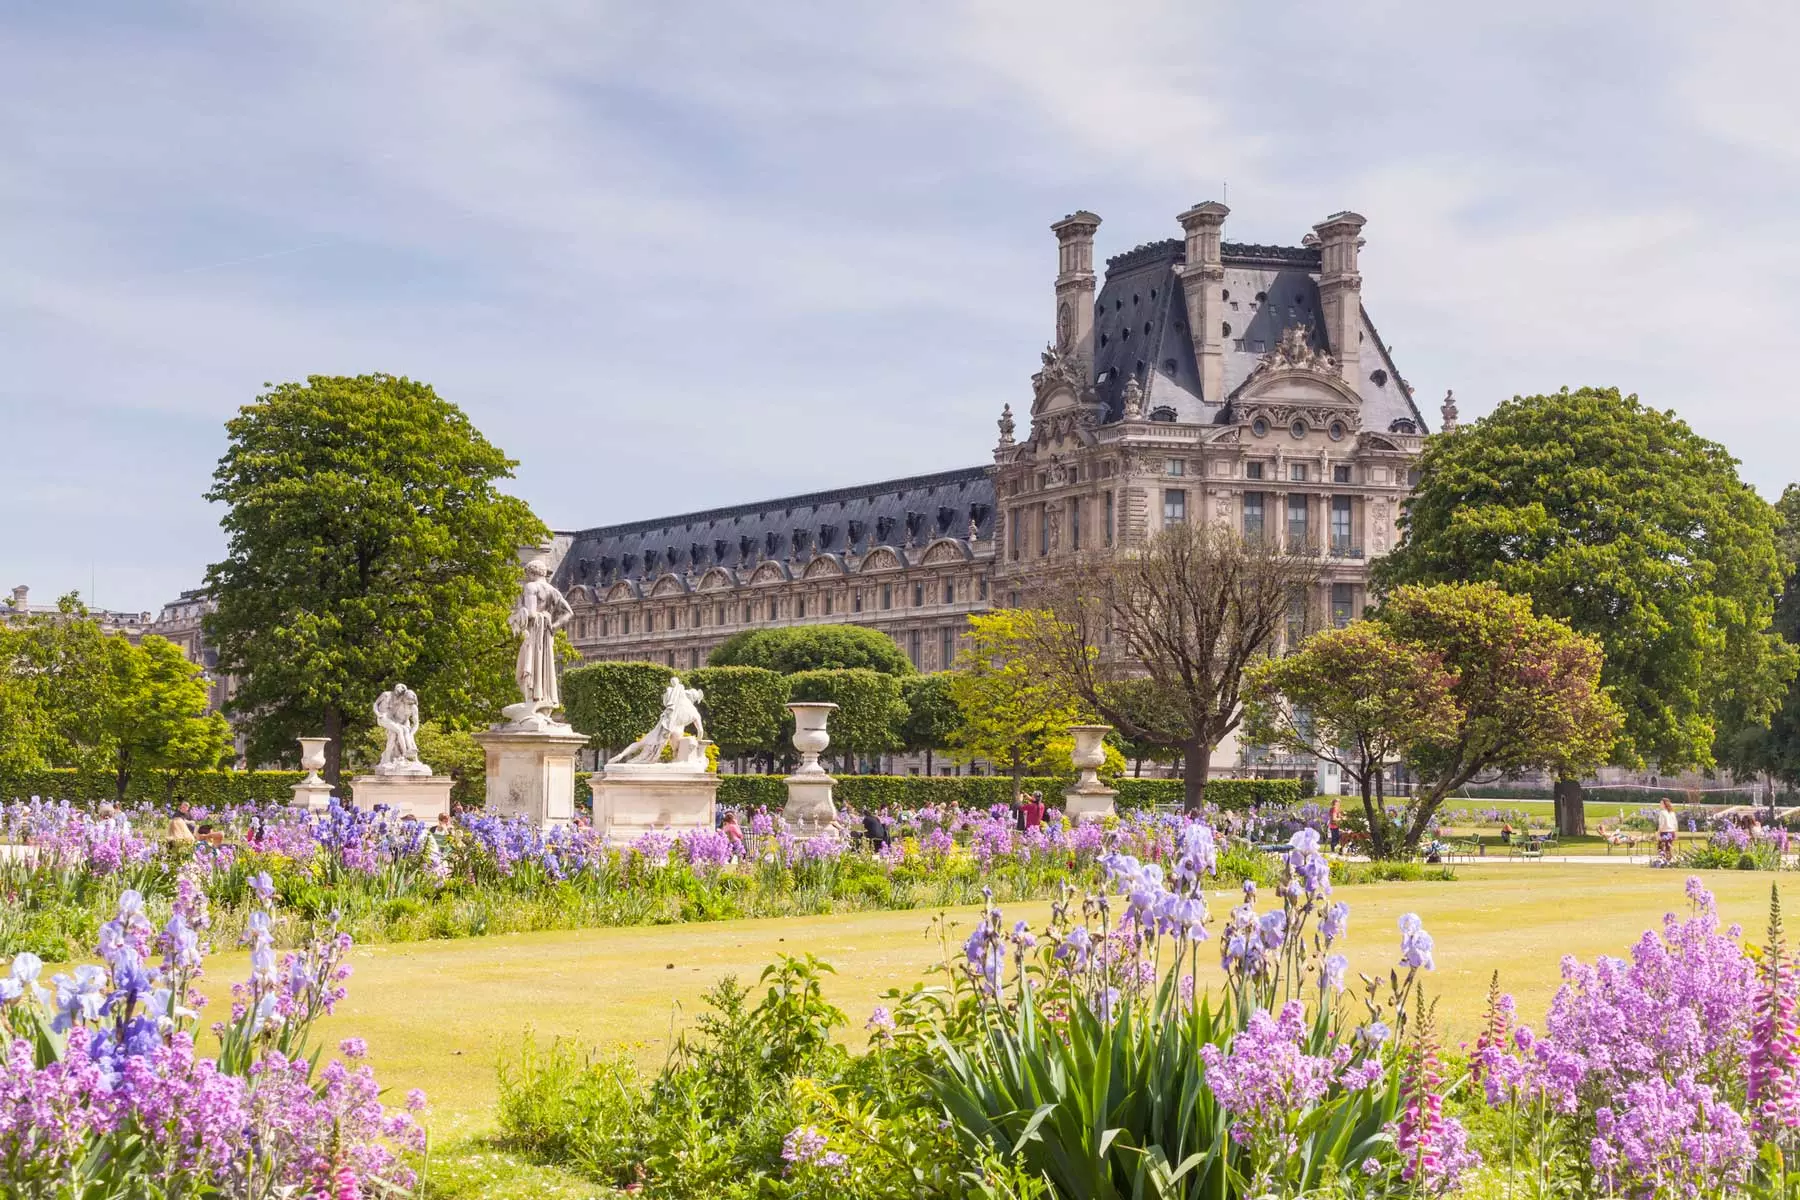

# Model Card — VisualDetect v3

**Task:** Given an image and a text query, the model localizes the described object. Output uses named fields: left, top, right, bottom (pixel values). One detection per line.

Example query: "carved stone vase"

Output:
left=788, top=702, right=837, bottom=775
left=292, top=737, right=334, bottom=813
left=783, top=702, right=839, bottom=831
left=1063, top=724, right=1117, bottom=824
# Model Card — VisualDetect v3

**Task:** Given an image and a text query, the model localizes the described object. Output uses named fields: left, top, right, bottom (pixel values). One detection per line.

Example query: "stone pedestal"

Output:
left=351, top=774, right=453, bottom=821
left=1063, top=723, right=1117, bottom=824
left=783, top=701, right=839, bottom=832
left=474, top=727, right=589, bottom=828
left=291, top=736, right=333, bottom=812
left=783, top=772, right=838, bottom=834
left=591, top=764, right=719, bottom=841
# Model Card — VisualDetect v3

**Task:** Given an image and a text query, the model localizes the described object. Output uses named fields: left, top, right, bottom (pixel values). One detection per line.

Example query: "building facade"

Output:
left=560, top=202, right=1431, bottom=704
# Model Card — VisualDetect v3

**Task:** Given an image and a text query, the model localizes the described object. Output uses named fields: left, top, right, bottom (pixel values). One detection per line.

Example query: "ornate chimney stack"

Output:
left=1050, top=211, right=1101, bottom=363
left=1175, top=200, right=1229, bottom=403
left=1312, top=211, right=1367, bottom=384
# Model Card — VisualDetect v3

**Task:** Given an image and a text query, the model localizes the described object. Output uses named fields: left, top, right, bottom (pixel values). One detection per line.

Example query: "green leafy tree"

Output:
left=1244, top=623, right=1460, bottom=858
left=1376, top=387, right=1797, bottom=834
left=203, top=374, right=545, bottom=783
left=1382, top=583, right=1620, bottom=852
left=708, top=625, right=914, bottom=676
left=0, top=601, right=231, bottom=801
left=946, top=610, right=1086, bottom=798
left=687, top=666, right=789, bottom=762
left=1718, top=485, right=1800, bottom=791
left=786, top=669, right=906, bottom=767
left=95, top=635, right=234, bottom=802
left=899, top=672, right=962, bottom=774
left=562, top=662, right=671, bottom=752
left=1098, top=677, right=1183, bottom=777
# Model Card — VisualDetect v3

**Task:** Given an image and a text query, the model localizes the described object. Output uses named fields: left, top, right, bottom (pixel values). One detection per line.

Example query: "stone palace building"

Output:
left=555, top=202, right=1434, bottom=687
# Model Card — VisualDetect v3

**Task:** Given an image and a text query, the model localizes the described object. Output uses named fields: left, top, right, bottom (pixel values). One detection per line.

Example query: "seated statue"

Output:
left=608, top=676, right=708, bottom=767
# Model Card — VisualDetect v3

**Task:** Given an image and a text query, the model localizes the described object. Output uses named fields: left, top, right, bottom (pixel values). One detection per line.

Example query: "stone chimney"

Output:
left=1312, top=211, right=1366, bottom=384
left=8, top=584, right=26, bottom=608
left=1050, top=211, right=1101, bottom=362
left=1175, top=201, right=1230, bottom=402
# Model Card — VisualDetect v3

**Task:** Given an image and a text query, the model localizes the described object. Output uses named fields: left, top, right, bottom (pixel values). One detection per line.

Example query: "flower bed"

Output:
left=0, top=796, right=1419, bottom=960
left=0, top=875, right=422, bottom=1197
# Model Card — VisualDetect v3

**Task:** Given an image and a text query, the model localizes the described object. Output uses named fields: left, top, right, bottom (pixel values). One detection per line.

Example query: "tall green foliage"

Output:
left=1718, top=484, right=1800, bottom=788
left=946, top=610, right=1086, bottom=795
left=203, top=374, right=544, bottom=782
left=563, top=662, right=670, bottom=751
left=899, top=672, right=962, bottom=773
left=686, top=666, right=789, bottom=759
left=1376, top=387, right=1797, bottom=830
left=0, top=600, right=232, bottom=800
left=708, top=624, right=914, bottom=676
left=787, top=668, right=906, bottom=761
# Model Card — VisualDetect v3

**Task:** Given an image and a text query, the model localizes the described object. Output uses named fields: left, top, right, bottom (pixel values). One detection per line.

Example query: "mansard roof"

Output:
left=555, top=466, right=995, bottom=594
left=1089, top=239, right=1424, bottom=435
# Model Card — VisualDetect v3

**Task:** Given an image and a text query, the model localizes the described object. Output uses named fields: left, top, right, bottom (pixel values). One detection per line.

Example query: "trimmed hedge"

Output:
left=0, top=768, right=306, bottom=809
left=580, top=774, right=1302, bottom=815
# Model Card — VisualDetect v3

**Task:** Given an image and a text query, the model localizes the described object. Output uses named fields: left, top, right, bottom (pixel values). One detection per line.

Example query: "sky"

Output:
left=4, top=0, right=1799, bottom=611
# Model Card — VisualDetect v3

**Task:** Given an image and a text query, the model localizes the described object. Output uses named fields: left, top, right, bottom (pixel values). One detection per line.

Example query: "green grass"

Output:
left=188, top=863, right=1788, bottom=1196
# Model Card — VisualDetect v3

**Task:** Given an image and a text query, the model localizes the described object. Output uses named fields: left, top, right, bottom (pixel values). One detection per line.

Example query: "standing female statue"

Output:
left=507, top=557, right=573, bottom=720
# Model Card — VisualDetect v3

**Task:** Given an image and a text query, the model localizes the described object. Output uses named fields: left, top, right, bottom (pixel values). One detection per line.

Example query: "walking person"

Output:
left=1327, top=798, right=1343, bottom=852
left=1656, top=796, right=1679, bottom=866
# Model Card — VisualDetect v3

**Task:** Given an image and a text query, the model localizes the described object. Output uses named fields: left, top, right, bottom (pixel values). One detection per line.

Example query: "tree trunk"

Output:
left=1011, top=759, right=1024, bottom=801
left=115, top=750, right=130, bottom=805
left=1183, top=738, right=1213, bottom=811
left=323, top=706, right=344, bottom=789
left=925, top=747, right=934, bottom=775
left=1554, top=776, right=1587, bottom=836
left=1134, top=756, right=1143, bottom=778
left=1359, top=771, right=1386, bottom=859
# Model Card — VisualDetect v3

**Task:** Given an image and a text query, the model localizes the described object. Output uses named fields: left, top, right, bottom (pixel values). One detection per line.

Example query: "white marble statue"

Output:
left=608, top=676, right=708, bottom=767
left=372, top=684, right=431, bottom=776
left=503, top=557, right=573, bottom=726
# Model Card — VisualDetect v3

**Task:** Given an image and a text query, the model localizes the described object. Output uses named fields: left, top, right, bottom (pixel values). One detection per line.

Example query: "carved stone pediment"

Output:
left=801, top=554, right=845, bottom=580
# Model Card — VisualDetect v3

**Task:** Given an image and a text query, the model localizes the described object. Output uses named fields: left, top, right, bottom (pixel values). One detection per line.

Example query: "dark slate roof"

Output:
left=555, top=466, right=995, bottom=591
left=1088, top=238, right=1424, bottom=433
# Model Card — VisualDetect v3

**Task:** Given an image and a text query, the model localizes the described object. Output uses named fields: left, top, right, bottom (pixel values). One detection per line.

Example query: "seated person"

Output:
left=862, top=810, right=891, bottom=851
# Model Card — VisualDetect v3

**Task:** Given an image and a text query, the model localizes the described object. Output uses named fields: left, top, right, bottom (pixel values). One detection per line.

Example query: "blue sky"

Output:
left=4, top=1, right=1798, bottom=610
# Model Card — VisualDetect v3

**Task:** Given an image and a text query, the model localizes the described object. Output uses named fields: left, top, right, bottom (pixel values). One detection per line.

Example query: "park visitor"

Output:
left=722, top=810, right=745, bottom=859
left=1327, top=799, right=1343, bottom=850
left=862, top=809, right=891, bottom=851
left=1656, top=796, right=1679, bottom=864
left=1020, top=792, right=1046, bottom=830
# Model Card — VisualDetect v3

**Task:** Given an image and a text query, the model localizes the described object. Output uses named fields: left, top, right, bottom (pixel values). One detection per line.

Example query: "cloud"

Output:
left=2, top=0, right=1796, bottom=608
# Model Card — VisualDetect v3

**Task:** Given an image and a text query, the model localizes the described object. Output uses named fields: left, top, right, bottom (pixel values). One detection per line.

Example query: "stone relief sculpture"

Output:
left=997, top=403, right=1016, bottom=446
left=372, top=684, right=430, bottom=776
left=1121, top=376, right=1145, bottom=420
left=503, top=556, right=574, bottom=728
left=608, top=676, right=709, bottom=767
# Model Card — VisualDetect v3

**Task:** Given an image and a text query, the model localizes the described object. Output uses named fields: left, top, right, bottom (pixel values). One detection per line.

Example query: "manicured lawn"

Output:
left=189, top=863, right=1790, bottom=1197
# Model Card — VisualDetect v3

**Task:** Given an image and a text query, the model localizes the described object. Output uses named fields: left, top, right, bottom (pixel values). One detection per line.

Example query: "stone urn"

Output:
left=787, top=702, right=838, bottom=775
left=1063, top=724, right=1117, bottom=824
left=297, top=737, right=329, bottom=785
left=783, top=702, right=839, bottom=831
left=292, top=736, right=335, bottom=813
left=1069, top=725, right=1111, bottom=791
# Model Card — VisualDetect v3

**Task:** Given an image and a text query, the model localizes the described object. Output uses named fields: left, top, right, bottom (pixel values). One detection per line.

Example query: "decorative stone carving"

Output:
left=1056, top=301, right=1072, bottom=351
left=291, top=737, right=333, bottom=812
left=1063, top=724, right=1117, bottom=823
left=1032, top=343, right=1086, bottom=397
left=1440, top=389, right=1458, bottom=432
left=784, top=701, right=838, bottom=832
left=372, top=684, right=430, bottom=777
left=997, top=403, right=1015, bottom=447
left=608, top=677, right=709, bottom=767
left=1121, top=376, right=1145, bottom=420
left=501, top=556, right=574, bottom=731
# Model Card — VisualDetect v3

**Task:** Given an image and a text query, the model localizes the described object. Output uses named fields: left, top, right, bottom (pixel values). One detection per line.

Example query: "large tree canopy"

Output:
left=1376, top=386, right=1795, bottom=830
left=708, top=624, right=915, bottom=676
left=204, top=374, right=544, bottom=782
left=946, top=610, right=1086, bottom=797
left=1718, top=485, right=1800, bottom=788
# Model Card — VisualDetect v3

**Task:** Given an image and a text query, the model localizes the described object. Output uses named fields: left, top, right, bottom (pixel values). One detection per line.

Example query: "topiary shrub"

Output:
left=563, top=662, right=670, bottom=751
